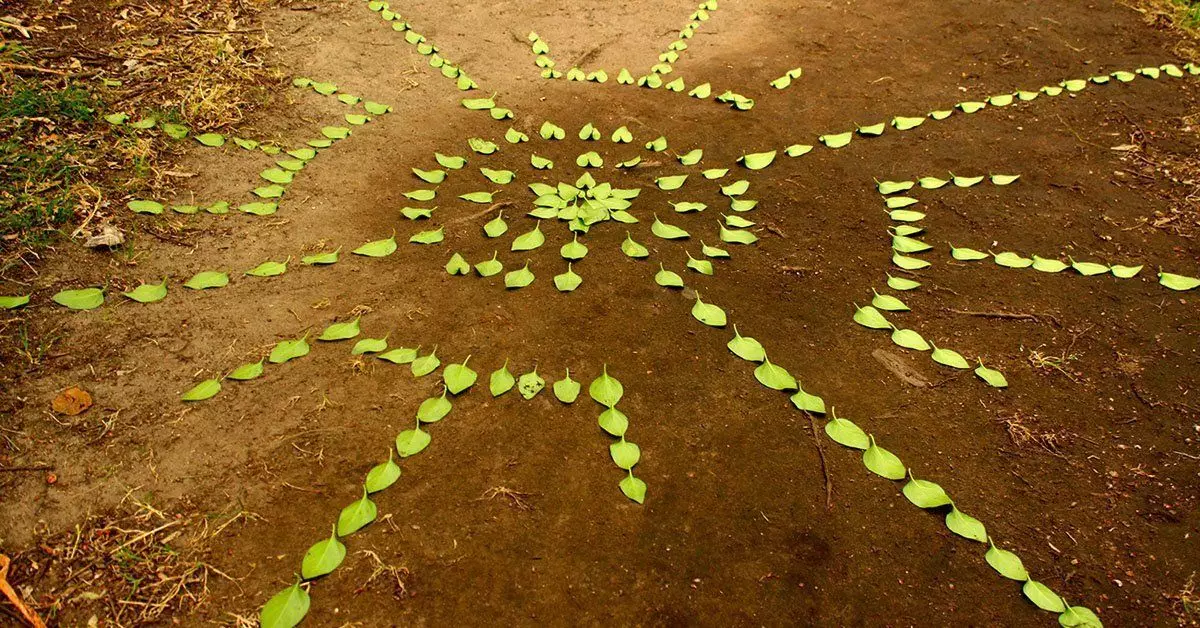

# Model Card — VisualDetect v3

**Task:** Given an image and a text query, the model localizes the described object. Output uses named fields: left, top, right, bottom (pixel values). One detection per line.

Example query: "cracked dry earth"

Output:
left=3, top=0, right=1200, bottom=626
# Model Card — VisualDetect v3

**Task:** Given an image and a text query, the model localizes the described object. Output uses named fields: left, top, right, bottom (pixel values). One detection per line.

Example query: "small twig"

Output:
left=807, top=414, right=833, bottom=510
left=947, top=308, right=1060, bottom=327
left=0, top=465, right=52, bottom=473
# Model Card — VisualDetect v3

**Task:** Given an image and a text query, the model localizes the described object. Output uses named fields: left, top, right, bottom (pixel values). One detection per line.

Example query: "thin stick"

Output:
left=0, top=465, right=52, bottom=473
left=0, top=556, right=46, bottom=628
left=807, top=414, right=833, bottom=510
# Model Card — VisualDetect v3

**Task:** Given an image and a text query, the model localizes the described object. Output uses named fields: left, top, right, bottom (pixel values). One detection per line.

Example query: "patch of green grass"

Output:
left=0, top=80, right=100, bottom=248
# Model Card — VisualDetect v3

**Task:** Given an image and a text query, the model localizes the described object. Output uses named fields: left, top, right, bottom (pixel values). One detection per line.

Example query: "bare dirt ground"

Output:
left=1, top=0, right=1199, bottom=626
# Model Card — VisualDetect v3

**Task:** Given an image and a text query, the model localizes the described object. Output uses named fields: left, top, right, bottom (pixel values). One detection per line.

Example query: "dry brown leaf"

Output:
left=51, top=386, right=92, bottom=416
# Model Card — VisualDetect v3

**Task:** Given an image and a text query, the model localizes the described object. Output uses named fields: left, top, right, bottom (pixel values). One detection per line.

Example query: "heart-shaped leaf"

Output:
left=957, top=101, right=986, bottom=114
left=1070, top=258, right=1109, bottom=276
left=446, top=253, right=470, bottom=275
left=184, top=271, right=229, bottom=290
left=475, top=252, right=503, bottom=277
left=378, top=346, right=418, bottom=364
left=412, top=168, right=446, bottom=184
left=951, top=245, right=989, bottom=261
left=622, top=233, right=649, bottom=258
left=598, top=407, right=629, bottom=437
left=655, top=174, right=688, bottom=191
left=887, top=274, right=921, bottom=291
left=853, top=304, right=891, bottom=329
left=505, top=127, right=528, bottom=143
left=738, top=151, right=776, bottom=170
left=301, top=525, right=346, bottom=579
left=512, top=223, right=545, bottom=251
left=646, top=136, right=668, bottom=151
left=410, top=227, right=444, bottom=244
left=686, top=252, right=713, bottom=275
left=395, top=422, right=431, bottom=457
left=128, top=200, right=164, bottom=215
left=228, top=359, right=265, bottom=381
left=819, top=132, right=852, bottom=148
left=857, top=122, right=885, bottom=136
left=892, top=116, right=925, bottom=131
left=1160, top=270, right=1200, bottom=291
left=181, top=379, right=221, bottom=402
left=483, top=212, right=508, bottom=238
left=946, top=504, right=987, bottom=542
left=610, top=439, right=641, bottom=470
left=993, top=251, right=1032, bottom=268
left=863, top=435, right=905, bottom=480
left=260, top=578, right=309, bottom=628
left=652, top=215, right=689, bottom=239
left=417, top=389, right=452, bottom=423
left=721, top=180, right=750, bottom=197
left=196, top=132, right=225, bottom=147
left=302, top=248, right=340, bottom=266
left=460, top=191, right=494, bottom=204
left=871, top=289, right=908, bottom=311
left=1032, top=256, right=1068, bottom=273
left=560, top=234, right=588, bottom=260
left=318, top=317, right=360, bottom=342
left=1058, top=604, right=1102, bottom=627
left=1110, top=264, right=1143, bottom=279
left=588, top=365, right=624, bottom=407
left=891, top=327, right=930, bottom=351
left=790, top=386, right=826, bottom=414
left=930, top=343, right=970, bottom=369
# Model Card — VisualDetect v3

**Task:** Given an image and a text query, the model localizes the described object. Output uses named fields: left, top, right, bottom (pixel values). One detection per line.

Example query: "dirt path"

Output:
left=2, top=0, right=1199, bottom=625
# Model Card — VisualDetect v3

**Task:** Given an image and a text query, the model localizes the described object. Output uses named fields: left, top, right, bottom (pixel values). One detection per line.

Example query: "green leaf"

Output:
left=754, top=357, right=797, bottom=391
left=395, top=422, right=431, bottom=457
left=246, top=259, right=288, bottom=278
left=993, top=251, right=1032, bottom=268
left=365, top=101, right=392, bottom=115
left=518, top=368, right=545, bottom=399
left=863, top=435, right=905, bottom=480
left=461, top=94, right=495, bottom=110
left=171, top=204, right=200, bottom=214
left=655, top=263, right=684, bottom=288
left=686, top=252, right=713, bottom=275
left=929, top=109, right=953, bottom=120
left=1058, top=604, right=1103, bottom=627
left=483, top=212, right=508, bottom=238
left=0, top=294, right=30, bottom=310
left=435, top=153, right=465, bottom=169
left=871, top=289, right=908, bottom=311
left=944, top=503, right=988, bottom=542
left=162, top=123, right=189, bottom=139
left=196, top=132, right=225, bottom=147
left=892, top=116, right=925, bottom=131
left=460, top=191, right=494, bottom=204
left=322, top=126, right=350, bottom=140
left=181, top=379, right=221, bottom=402
left=691, top=293, right=727, bottom=327
left=646, top=136, right=668, bottom=151
left=853, top=304, right=891, bottom=329
left=253, top=184, right=286, bottom=199
left=589, top=365, right=624, bottom=407
left=951, top=245, right=989, bottom=261
left=475, top=252, right=503, bottom=277
left=128, top=199, right=164, bottom=215
left=877, top=180, right=914, bottom=195
left=560, top=234, right=588, bottom=260
left=930, top=343, right=970, bottom=369
left=703, top=168, right=729, bottom=179
left=404, top=189, right=436, bottom=201
left=353, top=236, right=397, bottom=257
left=489, top=360, right=515, bottom=397
left=351, top=336, right=388, bottom=355
left=1032, top=256, right=1068, bottom=273
left=1071, top=258, right=1109, bottom=276
left=505, top=127, right=528, bottom=143
left=652, top=215, right=689, bottom=239
left=1160, top=270, right=1200, bottom=291
left=105, top=112, right=129, bottom=125
left=891, top=327, right=930, bottom=351
left=902, top=470, right=952, bottom=508
left=825, top=412, right=870, bottom=449
left=622, top=233, right=649, bottom=258
left=887, top=274, right=921, bottom=291
left=444, top=357, right=477, bottom=394
left=512, top=223, right=545, bottom=251
left=702, top=241, right=730, bottom=258
left=129, top=118, right=156, bottom=129
left=260, top=579, right=310, bottom=628
left=123, top=280, right=168, bottom=303
left=410, top=227, right=444, bottom=244
left=784, top=144, right=813, bottom=157
left=378, top=346, right=418, bottom=364
left=554, top=264, right=582, bottom=292
left=228, top=360, right=265, bottom=381
left=302, top=248, right=340, bottom=265
left=184, top=271, right=229, bottom=290
left=337, top=487, right=377, bottom=536
left=724, top=325, right=765, bottom=363
left=204, top=201, right=230, bottom=215
left=319, top=317, right=360, bottom=341
left=417, top=389, right=452, bottom=423
left=991, top=173, right=1021, bottom=185
left=819, top=132, right=852, bottom=148
left=539, top=121, right=565, bottom=140
left=857, top=122, right=885, bottom=136
left=738, top=150, right=776, bottom=170
left=985, top=538, right=1029, bottom=581
left=411, top=348, right=440, bottom=377
left=721, top=180, right=750, bottom=196
left=989, top=93, right=1014, bottom=107
left=1023, top=580, right=1066, bottom=612
left=269, top=335, right=310, bottom=364
left=301, top=525, right=346, bottom=579
left=445, top=252, right=470, bottom=275
left=1110, top=264, right=1142, bottom=279
left=689, top=82, right=711, bottom=98
left=975, top=361, right=1008, bottom=388
left=610, top=439, right=641, bottom=470
left=655, top=174, right=688, bottom=191
left=505, top=262, right=535, bottom=289
left=957, top=101, right=986, bottom=113
left=788, top=385, right=825, bottom=413
left=952, top=173, right=985, bottom=187
left=412, top=168, right=446, bottom=184
left=553, top=369, right=581, bottom=403
left=620, top=473, right=647, bottom=504
left=598, top=407, right=628, bottom=437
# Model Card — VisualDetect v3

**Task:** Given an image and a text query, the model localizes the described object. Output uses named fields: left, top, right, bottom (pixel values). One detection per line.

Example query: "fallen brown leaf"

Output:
left=51, top=386, right=92, bottom=416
